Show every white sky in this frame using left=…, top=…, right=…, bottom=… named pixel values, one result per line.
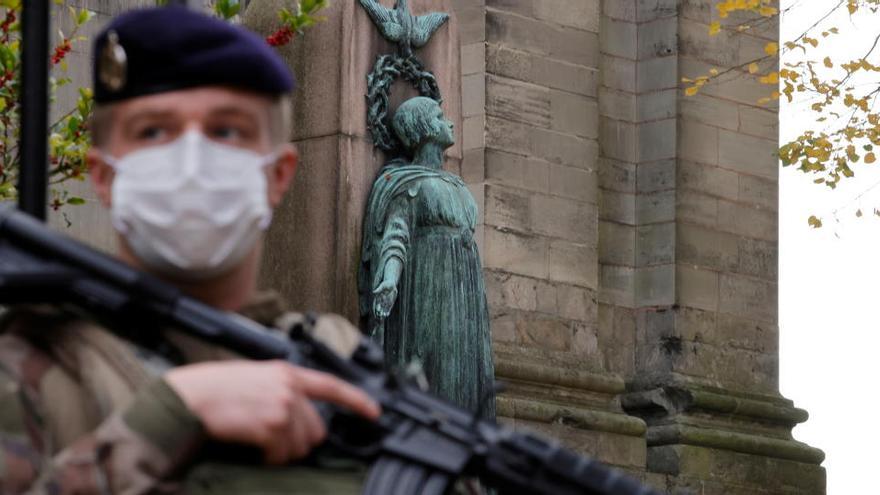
left=779, top=2, right=880, bottom=494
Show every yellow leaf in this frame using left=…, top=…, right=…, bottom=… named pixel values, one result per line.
left=749, top=63, right=759, bottom=74
left=808, top=215, right=823, bottom=228
left=823, top=57, right=833, bottom=68
left=866, top=153, right=876, bottom=164
left=685, top=86, right=700, bottom=96
left=0, top=99, right=6, bottom=112
left=759, top=72, right=779, bottom=85
left=848, top=1, right=858, bottom=14
left=758, top=6, right=778, bottom=16
left=709, top=21, right=721, bottom=35
left=709, top=68, right=720, bottom=76
left=757, top=97, right=772, bottom=105
left=764, top=42, right=778, bottom=56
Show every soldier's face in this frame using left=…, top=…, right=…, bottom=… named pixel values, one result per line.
left=87, top=86, right=298, bottom=210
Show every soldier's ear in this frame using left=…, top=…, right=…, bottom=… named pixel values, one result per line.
left=87, top=147, right=114, bottom=208
left=267, top=144, right=298, bottom=208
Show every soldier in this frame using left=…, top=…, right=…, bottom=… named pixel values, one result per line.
left=0, top=6, right=380, bottom=494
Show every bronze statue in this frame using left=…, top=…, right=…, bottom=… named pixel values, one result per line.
left=358, top=96, right=495, bottom=418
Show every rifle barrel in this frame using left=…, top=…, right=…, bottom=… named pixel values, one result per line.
left=17, top=0, right=50, bottom=220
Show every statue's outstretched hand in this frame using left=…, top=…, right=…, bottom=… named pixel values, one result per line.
left=373, top=279, right=398, bottom=320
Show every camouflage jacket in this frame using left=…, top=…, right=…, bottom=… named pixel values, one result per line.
left=0, top=292, right=365, bottom=495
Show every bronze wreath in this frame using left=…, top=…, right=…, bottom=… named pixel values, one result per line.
left=366, top=53, right=442, bottom=154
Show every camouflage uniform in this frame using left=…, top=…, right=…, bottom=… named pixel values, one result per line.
left=0, top=292, right=365, bottom=494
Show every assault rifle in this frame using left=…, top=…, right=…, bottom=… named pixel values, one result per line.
left=0, top=206, right=662, bottom=495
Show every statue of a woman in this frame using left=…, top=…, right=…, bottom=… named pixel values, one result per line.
left=359, top=96, right=495, bottom=418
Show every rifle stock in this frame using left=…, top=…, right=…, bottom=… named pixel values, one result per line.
left=0, top=206, right=663, bottom=495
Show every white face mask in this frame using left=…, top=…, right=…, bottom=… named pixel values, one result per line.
left=105, top=131, right=276, bottom=280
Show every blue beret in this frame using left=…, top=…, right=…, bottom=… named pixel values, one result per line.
left=93, top=6, right=294, bottom=103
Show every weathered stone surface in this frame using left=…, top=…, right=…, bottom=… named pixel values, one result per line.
left=718, top=130, right=778, bottom=179
left=551, top=91, right=599, bottom=138
left=531, top=194, right=597, bottom=243
left=599, top=88, right=637, bottom=122
left=456, top=5, right=486, bottom=44
left=638, top=17, right=677, bottom=60
left=677, top=190, right=718, bottom=228
left=603, top=0, right=637, bottom=21
left=679, top=93, right=739, bottom=131
left=600, top=221, right=636, bottom=266
left=636, top=56, right=678, bottom=92
left=600, top=119, right=638, bottom=162
left=549, top=239, right=599, bottom=288
left=487, top=117, right=597, bottom=169
left=485, top=149, right=550, bottom=192
left=549, top=163, right=598, bottom=202
left=487, top=44, right=598, bottom=97
left=739, top=173, right=778, bottom=210
left=601, top=54, right=638, bottom=93
left=486, top=9, right=599, bottom=67
left=637, top=0, right=678, bottom=22
left=601, top=17, right=638, bottom=60
left=637, top=223, right=675, bottom=266
left=717, top=199, right=777, bottom=241
left=676, top=264, right=719, bottom=312
left=600, top=265, right=637, bottom=307
left=483, top=227, right=547, bottom=279
left=487, top=75, right=551, bottom=128
left=636, top=190, right=676, bottom=224
left=719, top=273, right=777, bottom=323
left=678, top=160, right=739, bottom=200
left=599, top=158, right=637, bottom=193
left=601, top=189, right=638, bottom=225
left=637, top=89, right=676, bottom=122
left=637, top=159, right=676, bottom=193
left=462, top=73, right=486, bottom=117
left=677, top=223, right=738, bottom=273
left=461, top=41, right=486, bottom=75
left=679, top=119, right=719, bottom=165
left=638, top=118, right=676, bottom=162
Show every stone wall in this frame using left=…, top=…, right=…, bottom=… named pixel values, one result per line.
left=450, top=0, right=825, bottom=492
left=445, top=0, right=651, bottom=480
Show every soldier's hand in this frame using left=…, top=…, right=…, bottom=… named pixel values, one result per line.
left=165, top=360, right=381, bottom=464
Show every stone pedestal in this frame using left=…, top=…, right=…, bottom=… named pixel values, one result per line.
left=495, top=346, right=648, bottom=477
left=244, top=0, right=462, bottom=323
left=622, top=377, right=824, bottom=493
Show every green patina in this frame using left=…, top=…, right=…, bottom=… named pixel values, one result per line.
left=358, top=0, right=449, bottom=58
left=358, top=97, right=495, bottom=418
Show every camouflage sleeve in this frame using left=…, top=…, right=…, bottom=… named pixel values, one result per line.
left=0, top=375, right=204, bottom=494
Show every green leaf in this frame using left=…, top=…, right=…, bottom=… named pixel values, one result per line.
left=66, top=197, right=85, bottom=205
left=214, top=0, right=241, bottom=19
left=77, top=8, right=94, bottom=26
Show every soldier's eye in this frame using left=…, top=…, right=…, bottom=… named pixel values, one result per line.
left=209, top=126, right=243, bottom=141
left=136, top=126, right=167, bottom=141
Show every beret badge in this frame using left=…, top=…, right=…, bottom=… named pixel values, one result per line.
left=99, top=31, right=127, bottom=93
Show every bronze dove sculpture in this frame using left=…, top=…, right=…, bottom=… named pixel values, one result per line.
left=358, top=0, right=449, bottom=57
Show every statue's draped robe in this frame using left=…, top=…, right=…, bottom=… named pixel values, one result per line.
left=359, top=164, right=495, bottom=418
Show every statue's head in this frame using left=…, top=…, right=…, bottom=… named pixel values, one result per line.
left=392, top=97, right=454, bottom=154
